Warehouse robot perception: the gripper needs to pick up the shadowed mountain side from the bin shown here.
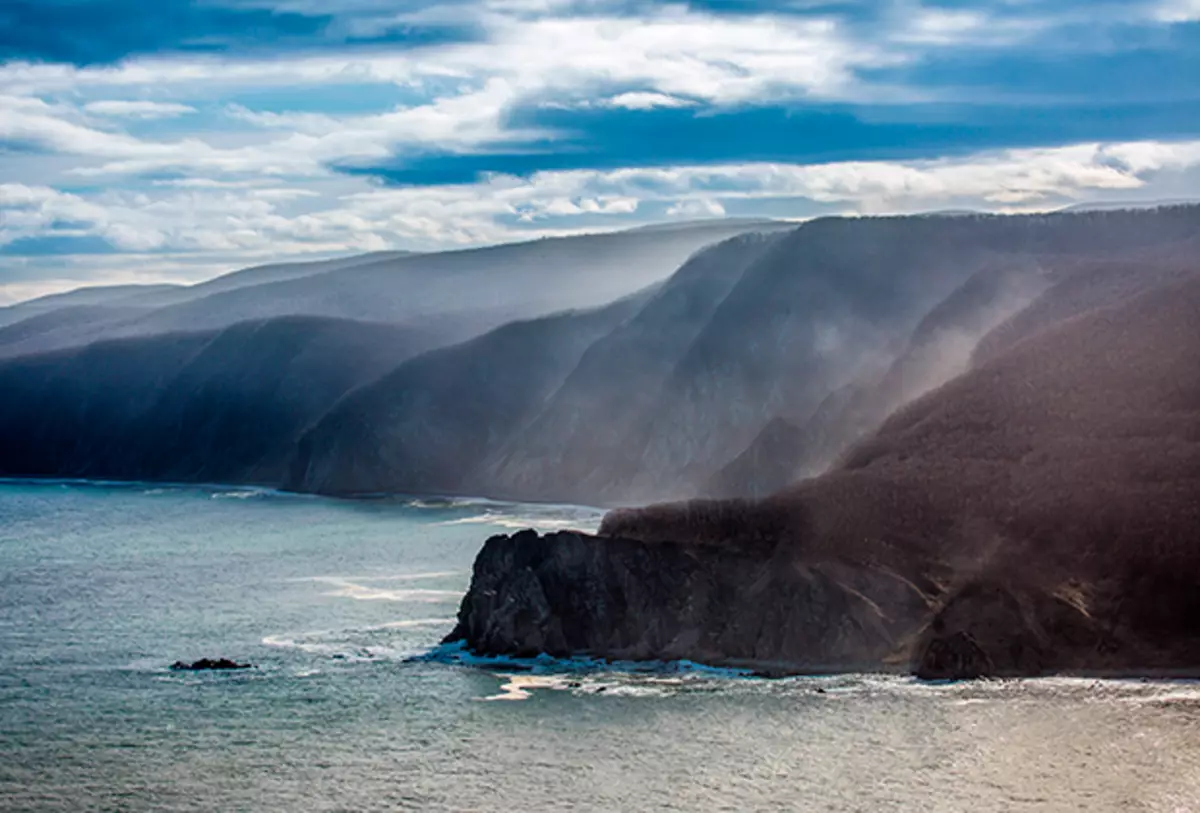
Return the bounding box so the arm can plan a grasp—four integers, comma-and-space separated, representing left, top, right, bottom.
6, 220, 784, 359
708, 263, 1051, 497
285, 291, 654, 497
450, 267, 1200, 677
0, 316, 439, 485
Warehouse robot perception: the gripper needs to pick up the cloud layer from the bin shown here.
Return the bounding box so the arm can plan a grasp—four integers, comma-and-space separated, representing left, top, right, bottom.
2, 0, 1200, 302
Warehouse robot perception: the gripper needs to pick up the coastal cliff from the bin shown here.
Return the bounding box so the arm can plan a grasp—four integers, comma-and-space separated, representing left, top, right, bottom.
446, 260, 1200, 678
445, 529, 930, 674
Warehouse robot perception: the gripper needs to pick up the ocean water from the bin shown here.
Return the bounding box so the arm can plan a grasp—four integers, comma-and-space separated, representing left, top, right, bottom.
1, 481, 1199, 812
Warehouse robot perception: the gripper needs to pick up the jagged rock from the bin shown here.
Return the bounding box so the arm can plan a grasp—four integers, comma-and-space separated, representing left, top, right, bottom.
445, 529, 930, 674
170, 658, 253, 671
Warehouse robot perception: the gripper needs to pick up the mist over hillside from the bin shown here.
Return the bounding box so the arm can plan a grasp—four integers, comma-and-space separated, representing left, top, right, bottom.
1, 207, 1199, 515
296, 205, 1200, 505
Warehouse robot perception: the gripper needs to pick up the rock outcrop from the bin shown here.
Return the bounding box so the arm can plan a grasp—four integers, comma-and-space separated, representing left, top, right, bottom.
446, 529, 930, 674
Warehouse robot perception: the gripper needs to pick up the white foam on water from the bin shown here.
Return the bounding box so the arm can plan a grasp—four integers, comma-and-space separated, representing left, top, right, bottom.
377, 618, 458, 630
262, 635, 406, 662
479, 674, 575, 702
406, 496, 509, 510
324, 580, 461, 603
435, 513, 597, 532
288, 571, 462, 585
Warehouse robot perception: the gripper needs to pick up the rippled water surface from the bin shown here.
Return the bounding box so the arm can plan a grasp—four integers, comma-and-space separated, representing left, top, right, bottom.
2, 481, 1198, 812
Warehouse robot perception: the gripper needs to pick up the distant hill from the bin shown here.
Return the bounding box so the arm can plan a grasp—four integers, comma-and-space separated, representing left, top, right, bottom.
0, 220, 785, 359
0, 284, 183, 330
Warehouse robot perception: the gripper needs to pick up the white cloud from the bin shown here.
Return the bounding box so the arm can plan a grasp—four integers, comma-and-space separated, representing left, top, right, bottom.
604, 92, 696, 110
3, 0, 1200, 305
666, 198, 726, 217
83, 100, 197, 119
1155, 0, 1200, 21
5, 136, 1200, 304
6, 137, 1196, 258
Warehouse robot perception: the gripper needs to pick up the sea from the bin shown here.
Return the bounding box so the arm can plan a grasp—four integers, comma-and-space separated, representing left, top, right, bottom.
1, 480, 1198, 812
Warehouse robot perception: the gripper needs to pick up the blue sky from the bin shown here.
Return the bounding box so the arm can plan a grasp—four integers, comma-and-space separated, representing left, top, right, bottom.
2, 0, 1200, 303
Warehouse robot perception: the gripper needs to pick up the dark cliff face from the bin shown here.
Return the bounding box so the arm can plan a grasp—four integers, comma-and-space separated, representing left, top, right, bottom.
447, 530, 930, 673
447, 263, 1200, 678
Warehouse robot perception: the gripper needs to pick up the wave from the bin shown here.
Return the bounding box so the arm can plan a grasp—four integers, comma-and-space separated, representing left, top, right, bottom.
322, 582, 461, 603
289, 575, 463, 603
0, 477, 299, 500
405, 496, 512, 510
434, 513, 598, 532
288, 571, 462, 584
415, 641, 754, 678
210, 489, 268, 500
262, 617, 456, 662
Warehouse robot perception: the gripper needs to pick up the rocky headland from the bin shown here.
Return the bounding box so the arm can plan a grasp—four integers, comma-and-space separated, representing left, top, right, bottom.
446, 256, 1200, 679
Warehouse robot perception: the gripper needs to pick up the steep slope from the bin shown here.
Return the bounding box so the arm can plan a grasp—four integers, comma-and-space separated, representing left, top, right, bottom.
709, 263, 1050, 496
0, 254, 417, 355
628, 208, 1200, 501
286, 291, 653, 497
116, 251, 419, 309
480, 232, 785, 502
0, 316, 437, 485
450, 265, 1200, 677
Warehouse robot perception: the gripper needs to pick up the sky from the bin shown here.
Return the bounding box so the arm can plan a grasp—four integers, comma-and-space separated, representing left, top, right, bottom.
2, 0, 1200, 304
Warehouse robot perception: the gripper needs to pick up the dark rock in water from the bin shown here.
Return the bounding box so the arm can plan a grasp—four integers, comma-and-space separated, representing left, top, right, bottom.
170, 658, 252, 671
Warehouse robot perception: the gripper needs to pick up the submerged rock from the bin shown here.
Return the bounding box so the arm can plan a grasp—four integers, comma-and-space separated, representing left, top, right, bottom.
170, 658, 253, 671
